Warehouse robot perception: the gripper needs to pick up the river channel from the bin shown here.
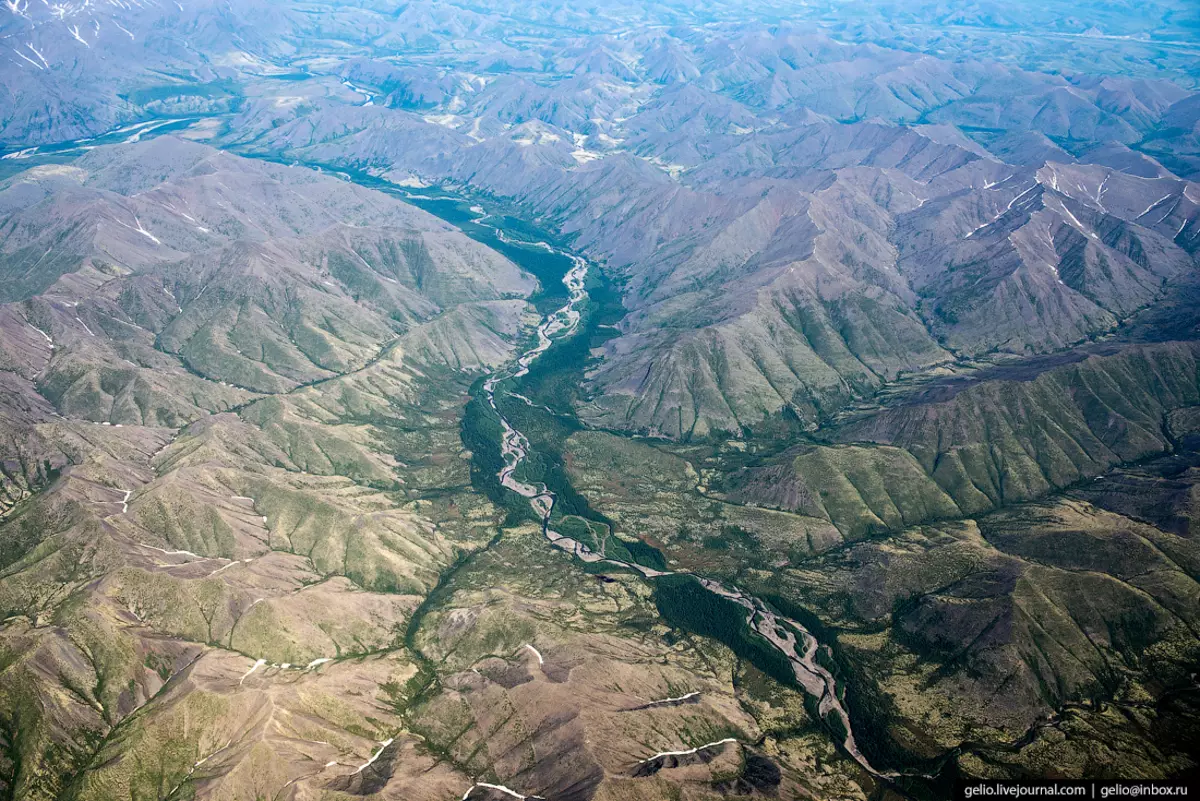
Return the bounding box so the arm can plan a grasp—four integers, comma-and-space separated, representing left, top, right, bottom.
453, 201, 897, 781
1, 123, 899, 782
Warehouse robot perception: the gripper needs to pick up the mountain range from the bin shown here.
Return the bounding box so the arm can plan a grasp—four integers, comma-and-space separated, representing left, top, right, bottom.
1, 0, 1199, 799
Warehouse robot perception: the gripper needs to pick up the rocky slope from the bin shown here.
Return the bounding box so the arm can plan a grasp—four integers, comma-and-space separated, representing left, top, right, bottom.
0, 138, 536, 799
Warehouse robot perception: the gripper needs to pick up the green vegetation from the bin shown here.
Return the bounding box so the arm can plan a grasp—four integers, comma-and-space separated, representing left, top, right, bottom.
653, 574, 796, 687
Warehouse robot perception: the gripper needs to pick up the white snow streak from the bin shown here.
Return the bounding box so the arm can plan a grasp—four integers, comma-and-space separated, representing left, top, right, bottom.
29, 324, 53, 346
1006, 184, 1039, 212
354, 739, 393, 774
26, 42, 49, 68
644, 691, 700, 706
140, 544, 204, 559
239, 658, 266, 684
1054, 199, 1096, 239
1153, 198, 1181, 226
133, 216, 161, 244
461, 782, 543, 801
981, 174, 1013, 190
634, 738, 738, 765
12, 48, 42, 69
1096, 173, 1111, 210
1136, 193, 1173, 220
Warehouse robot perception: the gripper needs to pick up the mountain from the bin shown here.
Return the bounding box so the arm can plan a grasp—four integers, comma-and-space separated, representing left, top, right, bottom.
0, 137, 542, 799
2, 0, 1200, 797
222, 72, 1199, 436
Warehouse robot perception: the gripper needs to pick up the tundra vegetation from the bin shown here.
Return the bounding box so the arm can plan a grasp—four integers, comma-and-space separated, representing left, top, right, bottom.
0, 0, 1199, 798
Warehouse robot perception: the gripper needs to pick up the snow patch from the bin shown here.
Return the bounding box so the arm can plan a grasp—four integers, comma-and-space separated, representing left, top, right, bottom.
25, 42, 49, 68
462, 782, 543, 801
66, 23, 89, 46
140, 544, 204, 559
354, 739, 394, 774
645, 691, 700, 706
29, 324, 53, 346
634, 737, 738, 765
1, 145, 38, 159
1136, 193, 1173, 220
239, 658, 266, 684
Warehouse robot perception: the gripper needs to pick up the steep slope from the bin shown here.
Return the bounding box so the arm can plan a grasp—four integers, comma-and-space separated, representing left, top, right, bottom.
0, 138, 540, 800
232, 90, 1199, 438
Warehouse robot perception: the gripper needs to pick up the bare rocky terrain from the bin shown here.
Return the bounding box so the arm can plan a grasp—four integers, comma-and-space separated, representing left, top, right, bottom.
1, 0, 1199, 799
